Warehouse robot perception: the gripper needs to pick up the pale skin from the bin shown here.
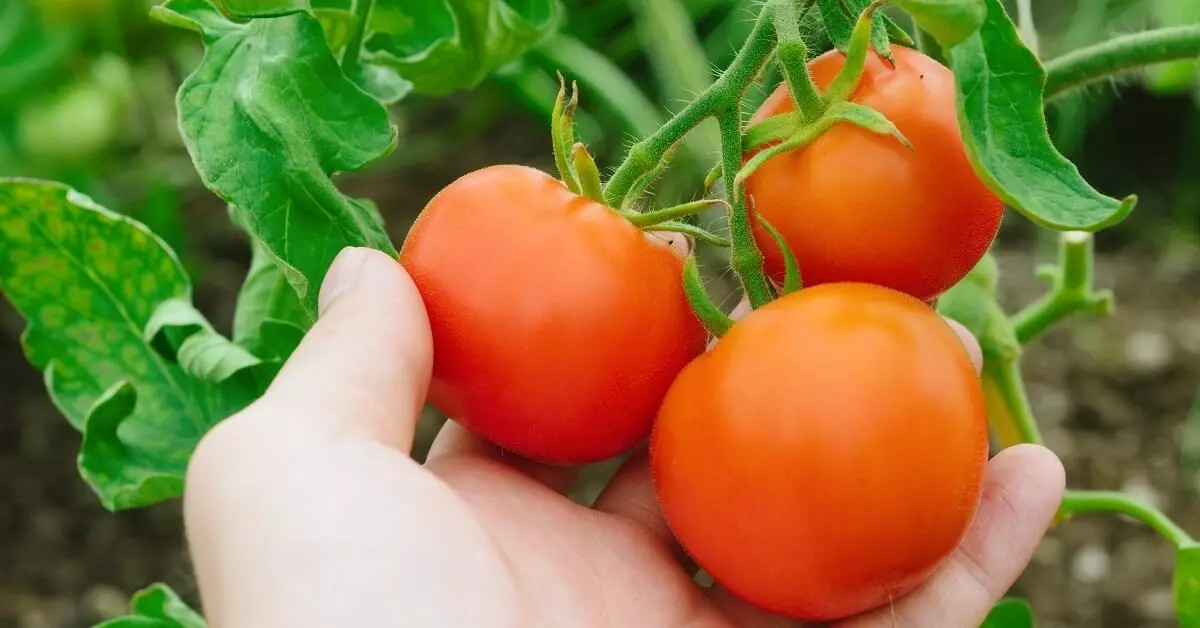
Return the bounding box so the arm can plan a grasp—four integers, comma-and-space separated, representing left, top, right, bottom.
185, 246, 1066, 628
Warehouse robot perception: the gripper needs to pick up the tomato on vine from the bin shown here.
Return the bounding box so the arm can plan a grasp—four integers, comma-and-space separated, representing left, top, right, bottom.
745, 46, 1004, 302
399, 164, 707, 465
652, 282, 989, 621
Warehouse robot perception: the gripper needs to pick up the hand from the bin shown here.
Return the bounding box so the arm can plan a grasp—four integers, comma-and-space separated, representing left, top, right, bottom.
185, 247, 1065, 628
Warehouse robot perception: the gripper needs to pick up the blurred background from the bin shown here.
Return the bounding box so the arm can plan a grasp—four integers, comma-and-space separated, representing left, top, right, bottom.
0, 0, 1198, 626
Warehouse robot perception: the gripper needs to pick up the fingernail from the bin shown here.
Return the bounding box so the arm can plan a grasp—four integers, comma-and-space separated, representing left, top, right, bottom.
319, 247, 370, 317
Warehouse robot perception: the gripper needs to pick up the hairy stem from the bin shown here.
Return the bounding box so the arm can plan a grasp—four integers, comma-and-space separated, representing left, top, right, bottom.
718, 109, 775, 308
1044, 26, 1200, 100
604, 4, 779, 208
1060, 491, 1196, 548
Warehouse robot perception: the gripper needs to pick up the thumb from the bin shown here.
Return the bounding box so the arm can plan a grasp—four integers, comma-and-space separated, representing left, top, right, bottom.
258, 246, 433, 452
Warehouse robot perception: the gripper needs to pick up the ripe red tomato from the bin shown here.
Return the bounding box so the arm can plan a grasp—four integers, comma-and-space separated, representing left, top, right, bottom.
400, 165, 707, 464
746, 46, 1004, 302
651, 283, 988, 621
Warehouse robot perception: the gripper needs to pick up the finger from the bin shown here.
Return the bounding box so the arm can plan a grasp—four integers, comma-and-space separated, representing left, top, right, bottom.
836, 444, 1066, 627
426, 420, 581, 494
249, 246, 433, 452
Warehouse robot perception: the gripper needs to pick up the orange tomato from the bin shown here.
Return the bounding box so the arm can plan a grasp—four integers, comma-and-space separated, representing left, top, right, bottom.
400, 165, 706, 464
651, 283, 988, 620
746, 46, 1004, 302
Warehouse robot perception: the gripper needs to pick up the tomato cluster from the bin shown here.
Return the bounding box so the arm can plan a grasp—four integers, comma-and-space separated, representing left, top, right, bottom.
400, 47, 996, 621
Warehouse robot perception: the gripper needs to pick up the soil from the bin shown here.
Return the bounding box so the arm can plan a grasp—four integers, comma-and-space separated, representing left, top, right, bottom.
1, 99, 1199, 628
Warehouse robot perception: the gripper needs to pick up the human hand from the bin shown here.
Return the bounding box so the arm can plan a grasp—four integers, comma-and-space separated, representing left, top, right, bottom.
185, 246, 1066, 628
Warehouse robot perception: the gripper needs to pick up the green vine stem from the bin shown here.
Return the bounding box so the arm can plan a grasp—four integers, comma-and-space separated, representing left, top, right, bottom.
982, 356, 1044, 448
1044, 25, 1200, 101
624, 199, 727, 228
603, 7, 779, 209
1060, 491, 1197, 548
1012, 231, 1114, 345
773, 0, 824, 121
718, 108, 776, 309
684, 257, 735, 337
341, 0, 374, 75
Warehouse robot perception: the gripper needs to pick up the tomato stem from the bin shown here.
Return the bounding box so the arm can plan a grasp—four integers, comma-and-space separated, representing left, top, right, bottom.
621, 148, 677, 213
341, 0, 374, 75
572, 143, 606, 204
1059, 491, 1196, 549
652, 222, 732, 247
552, 77, 583, 194
603, 3, 779, 209
821, 0, 884, 107
683, 257, 734, 338
625, 199, 727, 228
773, 0, 825, 121
1011, 232, 1113, 345
719, 109, 776, 309
982, 356, 1043, 448
1043, 26, 1200, 101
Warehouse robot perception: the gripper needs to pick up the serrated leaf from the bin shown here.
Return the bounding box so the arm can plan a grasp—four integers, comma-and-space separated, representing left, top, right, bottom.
94, 583, 206, 628
897, 0, 986, 47
170, 6, 397, 316
981, 597, 1034, 627
146, 299, 266, 382
1177, 544, 1200, 625
946, 0, 1136, 231
232, 239, 310, 361
816, 0, 895, 60
364, 0, 562, 96
0, 180, 267, 509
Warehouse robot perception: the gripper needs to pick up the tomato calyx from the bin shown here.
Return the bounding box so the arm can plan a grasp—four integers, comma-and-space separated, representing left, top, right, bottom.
550, 76, 731, 248
740, 0, 911, 179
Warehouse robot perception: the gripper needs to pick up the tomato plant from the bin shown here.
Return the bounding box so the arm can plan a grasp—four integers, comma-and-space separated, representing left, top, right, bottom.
746, 46, 1004, 301
654, 282, 988, 620
400, 164, 706, 464
0, 0, 1199, 625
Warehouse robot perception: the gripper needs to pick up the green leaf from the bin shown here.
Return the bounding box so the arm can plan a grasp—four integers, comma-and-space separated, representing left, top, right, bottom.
146, 299, 266, 382
896, 0, 986, 47
946, 0, 1136, 231
1177, 544, 1200, 625
232, 239, 311, 362
364, 0, 563, 96
816, 0, 896, 60
169, 6, 397, 316
0, 180, 267, 509
981, 597, 1035, 627
94, 583, 206, 628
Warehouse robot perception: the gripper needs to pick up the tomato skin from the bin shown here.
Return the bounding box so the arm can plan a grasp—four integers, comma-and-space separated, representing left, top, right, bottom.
400, 165, 707, 464
746, 46, 1004, 302
651, 283, 988, 621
